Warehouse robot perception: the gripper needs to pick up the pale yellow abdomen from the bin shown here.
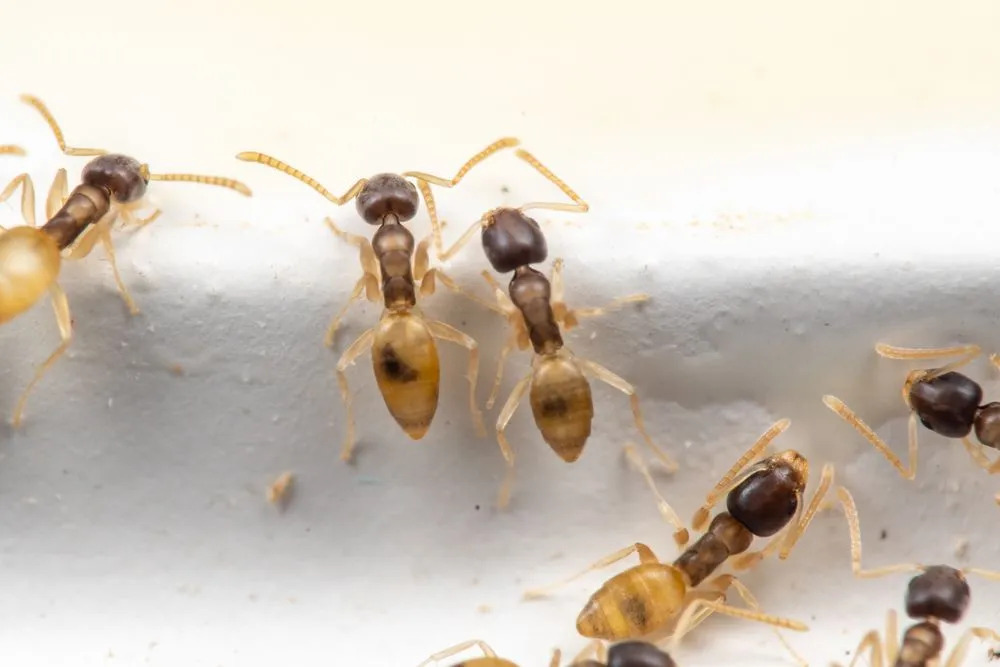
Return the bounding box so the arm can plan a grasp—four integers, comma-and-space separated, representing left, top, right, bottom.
530, 354, 594, 462
371, 312, 440, 439
0, 227, 61, 325
576, 563, 687, 640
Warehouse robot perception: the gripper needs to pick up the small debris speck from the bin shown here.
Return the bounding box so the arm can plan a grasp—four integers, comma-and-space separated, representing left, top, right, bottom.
475, 504, 481, 511
501, 185, 510, 194
267, 471, 295, 510
880, 529, 887, 540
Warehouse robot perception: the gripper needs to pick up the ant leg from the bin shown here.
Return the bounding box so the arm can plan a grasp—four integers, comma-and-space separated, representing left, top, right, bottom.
426, 320, 485, 438
514, 149, 590, 214
12, 284, 73, 427
876, 342, 981, 378
623, 443, 689, 547
0, 173, 36, 226
960, 437, 1000, 474
838, 629, 885, 667
431, 216, 484, 263
718, 574, 807, 666
485, 334, 517, 411
523, 542, 660, 600
0, 145, 25, 155
495, 374, 531, 509
401, 137, 520, 254
20, 95, 106, 156
415, 236, 503, 314
823, 395, 917, 480
883, 609, 899, 666
97, 224, 139, 315
569, 640, 606, 664
579, 358, 678, 473
669, 598, 807, 654
45, 169, 68, 219
335, 328, 375, 463
943, 627, 1000, 667
121, 206, 163, 229
326, 217, 379, 284
691, 419, 791, 531
836, 486, 924, 578
324, 275, 378, 348
991, 353, 1000, 371
733, 462, 832, 570
416, 639, 497, 667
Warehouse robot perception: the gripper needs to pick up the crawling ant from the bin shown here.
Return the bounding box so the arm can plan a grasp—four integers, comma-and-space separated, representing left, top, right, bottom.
833, 487, 1000, 666
0, 95, 250, 426
416, 638, 676, 667
416, 151, 674, 507
824, 343, 1000, 504
236, 139, 520, 461
524, 420, 834, 663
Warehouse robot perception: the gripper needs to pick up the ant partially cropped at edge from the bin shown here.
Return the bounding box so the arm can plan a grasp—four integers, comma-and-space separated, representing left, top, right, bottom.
416, 638, 676, 667
0, 94, 250, 426
414, 150, 674, 507
832, 486, 1000, 667
824, 343, 1000, 505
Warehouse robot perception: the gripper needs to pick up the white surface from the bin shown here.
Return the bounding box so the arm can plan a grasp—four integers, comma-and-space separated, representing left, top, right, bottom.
2, 2, 1000, 666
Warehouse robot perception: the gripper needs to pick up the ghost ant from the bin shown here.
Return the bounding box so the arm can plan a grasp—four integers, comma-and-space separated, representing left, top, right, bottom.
0, 94, 250, 426
823, 343, 1000, 504
235, 138, 521, 461
416, 638, 676, 667
523, 419, 834, 664
832, 486, 1000, 667
413, 150, 675, 507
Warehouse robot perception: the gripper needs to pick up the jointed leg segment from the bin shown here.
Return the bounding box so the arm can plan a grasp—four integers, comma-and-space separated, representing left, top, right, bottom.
335, 328, 375, 463
523, 542, 659, 600
416, 639, 497, 667
426, 320, 485, 438
0, 173, 37, 227
12, 284, 73, 427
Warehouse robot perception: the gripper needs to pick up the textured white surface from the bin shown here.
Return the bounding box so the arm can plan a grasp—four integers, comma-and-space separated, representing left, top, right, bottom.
2, 1, 1000, 666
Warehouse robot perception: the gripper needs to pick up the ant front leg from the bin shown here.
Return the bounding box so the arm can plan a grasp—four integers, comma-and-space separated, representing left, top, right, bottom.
943, 627, 1000, 667
623, 443, 689, 547
414, 235, 502, 314
691, 419, 792, 531
549, 258, 648, 331
12, 284, 73, 427
45, 169, 68, 219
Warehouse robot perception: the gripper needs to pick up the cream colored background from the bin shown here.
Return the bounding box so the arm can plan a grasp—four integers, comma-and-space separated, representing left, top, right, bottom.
2, 1, 1000, 666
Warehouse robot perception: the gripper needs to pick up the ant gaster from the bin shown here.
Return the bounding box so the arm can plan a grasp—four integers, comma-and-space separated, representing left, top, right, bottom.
0, 95, 250, 426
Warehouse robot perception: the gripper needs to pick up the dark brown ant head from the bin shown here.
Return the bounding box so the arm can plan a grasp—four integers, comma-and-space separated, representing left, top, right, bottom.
81, 154, 148, 203
974, 402, 1000, 450
481, 208, 547, 273
726, 450, 807, 538
907, 372, 982, 438
355, 173, 419, 224
905, 565, 970, 624
606, 641, 676, 667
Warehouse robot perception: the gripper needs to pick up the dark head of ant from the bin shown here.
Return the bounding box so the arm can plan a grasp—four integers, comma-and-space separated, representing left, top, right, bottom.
566, 641, 676, 667
81, 154, 149, 203
481, 208, 547, 273
905, 566, 970, 624
726, 450, 808, 537
905, 371, 1000, 450
356, 173, 419, 226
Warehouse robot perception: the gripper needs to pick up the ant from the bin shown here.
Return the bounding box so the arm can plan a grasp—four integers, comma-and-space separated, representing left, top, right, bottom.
823, 343, 1000, 503
524, 419, 835, 664
236, 139, 520, 461
416, 639, 676, 667
0, 95, 250, 426
414, 151, 674, 507
832, 486, 1000, 666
